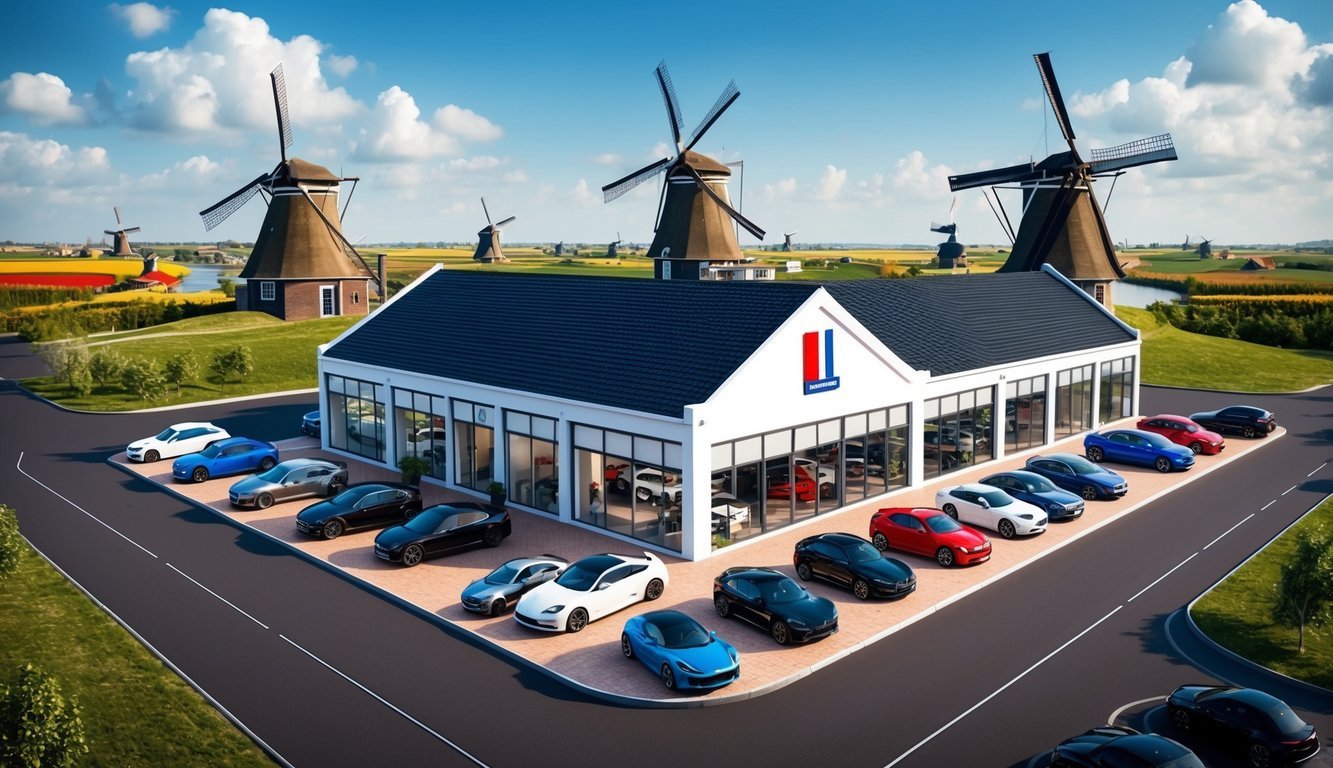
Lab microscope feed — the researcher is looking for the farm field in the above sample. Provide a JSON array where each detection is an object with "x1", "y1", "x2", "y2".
[
  {"x1": 0, "y1": 256, "x2": 192, "y2": 290},
  {"x1": 1125, "y1": 249, "x2": 1333, "y2": 287}
]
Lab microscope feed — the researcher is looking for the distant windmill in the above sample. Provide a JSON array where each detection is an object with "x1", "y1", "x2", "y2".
[
  {"x1": 1197, "y1": 237, "x2": 1212, "y2": 259},
  {"x1": 554, "y1": 241, "x2": 564, "y2": 257},
  {"x1": 602, "y1": 60, "x2": 765, "y2": 280},
  {"x1": 607, "y1": 232, "x2": 622, "y2": 259},
  {"x1": 473, "y1": 197, "x2": 515, "y2": 263},
  {"x1": 948, "y1": 52, "x2": 1178, "y2": 307},
  {"x1": 930, "y1": 197, "x2": 967, "y2": 269},
  {"x1": 1181, "y1": 234, "x2": 1191, "y2": 251},
  {"x1": 104, "y1": 207, "x2": 141, "y2": 257},
  {"x1": 198, "y1": 63, "x2": 376, "y2": 321},
  {"x1": 782, "y1": 229, "x2": 798, "y2": 252}
]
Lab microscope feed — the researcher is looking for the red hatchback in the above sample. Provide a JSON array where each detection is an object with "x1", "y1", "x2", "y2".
[
  {"x1": 869, "y1": 507, "x2": 992, "y2": 568},
  {"x1": 1136, "y1": 414, "x2": 1225, "y2": 455},
  {"x1": 767, "y1": 467, "x2": 818, "y2": 502}
]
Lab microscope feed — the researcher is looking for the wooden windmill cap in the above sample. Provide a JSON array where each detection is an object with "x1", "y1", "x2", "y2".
[
  {"x1": 285, "y1": 157, "x2": 342, "y2": 182},
  {"x1": 673, "y1": 150, "x2": 731, "y2": 177}
]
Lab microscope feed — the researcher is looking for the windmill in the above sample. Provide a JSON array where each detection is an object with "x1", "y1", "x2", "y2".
[
  {"x1": 607, "y1": 232, "x2": 622, "y2": 259},
  {"x1": 948, "y1": 52, "x2": 1178, "y2": 307},
  {"x1": 1197, "y1": 237, "x2": 1212, "y2": 259},
  {"x1": 602, "y1": 60, "x2": 765, "y2": 280},
  {"x1": 473, "y1": 197, "x2": 515, "y2": 263},
  {"x1": 930, "y1": 197, "x2": 967, "y2": 269},
  {"x1": 1181, "y1": 234, "x2": 1191, "y2": 251},
  {"x1": 198, "y1": 64, "x2": 376, "y2": 321},
  {"x1": 782, "y1": 230, "x2": 798, "y2": 252},
  {"x1": 554, "y1": 241, "x2": 564, "y2": 257},
  {"x1": 104, "y1": 207, "x2": 140, "y2": 257}
]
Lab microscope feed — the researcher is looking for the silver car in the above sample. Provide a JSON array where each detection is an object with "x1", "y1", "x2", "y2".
[
  {"x1": 229, "y1": 458, "x2": 348, "y2": 509},
  {"x1": 461, "y1": 555, "x2": 567, "y2": 616}
]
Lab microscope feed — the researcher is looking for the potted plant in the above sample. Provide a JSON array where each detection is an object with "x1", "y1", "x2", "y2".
[
  {"x1": 398, "y1": 455, "x2": 430, "y2": 486},
  {"x1": 487, "y1": 480, "x2": 507, "y2": 507}
]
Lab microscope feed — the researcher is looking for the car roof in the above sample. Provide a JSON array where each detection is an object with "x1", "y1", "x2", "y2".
[
  {"x1": 986, "y1": 470, "x2": 1045, "y2": 481},
  {"x1": 719, "y1": 566, "x2": 790, "y2": 582},
  {"x1": 1146, "y1": 414, "x2": 1191, "y2": 422},
  {"x1": 1036, "y1": 452, "x2": 1083, "y2": 463},
  {"x1": 275, "y1": 457, "x2": 339, "y2": 470},
  {"x1": 807, "y1": 532, "x2": 866, "y2": 547},
  {"x1": 214, "y1": 436, "x2": 260, "y2": 447},
  {"x1": 1205, "y1": 686, "x2": 1287, "y2": 712},
  {"x1": 167, "y1": 421, "x2": 218, "y2": 430},
  {"x1": 501, "y1": 554, "x2": 567, "y2": 568}
]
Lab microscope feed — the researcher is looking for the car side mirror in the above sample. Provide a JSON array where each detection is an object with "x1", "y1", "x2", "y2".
[
  {"x1": 596, "y1": 582, "x2": 612, "y2": 591},
  {"x1": 978, "y1": 499, "x2": 990, "y2": 509}
]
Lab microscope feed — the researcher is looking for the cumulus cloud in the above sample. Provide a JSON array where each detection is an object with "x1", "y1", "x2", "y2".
[
  {"x1": 355, "y1": 86, "x2": 460, "y2": 160},
  {"x1": 763, "y1": 177, "x2": 797, "y2": 200},
  {"x1": 0, "y1": 131, "x2": 112, "y2": 189},
  {"x1": 502, "y1": 169, "x2": 528, "y2": 184},
  {"x1": 109, "y1": 2, "x2": 175, "y2": 38},
  {"x1": 891, "y1": 151, "x2": 953, "y2": 198},
  {"x1": 434, "y1": 104, "x2": 501, "y2": 141},
  {"x1": 448, "y1": 155, "x2": 503, "y2": 171},
  {"x1": 812, "y1": 165, "x2": 846, "y2": 202},
  {"x1": 1185, "y1": 0, "x2": 1309, "y2": 90},
  {"x1": 136, "y1": 154, "x2": 221, "y2": 190},
  {"x1": 591, "y1": 152, "x2": 622, "y2": 166},
  {"x1": 1, "y1": 73, "x2": 88, "y2": 125},
  {"x1": 570, "y1": 178, "x2": 597, "y2": 206},
  {"x1": 326, "y1": 54, "x2": 358, "y2": 78}
]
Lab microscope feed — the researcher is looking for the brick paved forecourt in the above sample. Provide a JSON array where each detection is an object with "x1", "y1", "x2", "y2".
[{"x1": 112, "y1": 420, "x2": 1282, "y2": 705}]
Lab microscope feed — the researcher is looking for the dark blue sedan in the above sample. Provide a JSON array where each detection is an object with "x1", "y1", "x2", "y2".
[
  {"x1": 621, "y1": 610, "x2": 740, "y2": 692},
  {"x1": 1025, "y1": 453, "x2": 1128, "y2": 501},
  {"x1": 1084, "y1": 429, "x2": 1194, "y2": 473},
  {"x1": 979, "y1": 470, "x2": 1085, "y2": 521},
  {"x1": 172, "y1": 437, "x2": 278, "y2": 483}
]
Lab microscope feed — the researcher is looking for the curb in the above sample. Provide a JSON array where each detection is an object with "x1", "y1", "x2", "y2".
[
  {"x1": 14, "y1": 382, "x2": 316, "y2": 415},
  {"x1": 1141, "y1": 383, "x2": 1329, "y2": 396}
]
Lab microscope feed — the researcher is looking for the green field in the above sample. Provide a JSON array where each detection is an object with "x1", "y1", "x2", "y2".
[{"x1": 1126, "y1": 249, "x2": 1333, "y2": 287}]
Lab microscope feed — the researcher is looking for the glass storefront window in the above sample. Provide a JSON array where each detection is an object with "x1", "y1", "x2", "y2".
[
  {"x1": 506, "y1": 411, "x2": 558, "y2": 514},
  {"x1": 452, "y1": 399, "x2": 495, "y2": 492},
  {"x1": 393, "y1": 388, "x2": 447, "y2": 481},
  {"x1": 326, "y1": 374, "x2": 384, "y2": 463},
  {"x1": 1005, "y1": 375, "x2": 1047, "y2": 454},
  {"x1": 1099, "y1": 357, "x2": 1135, "y2": 425},
  {"x1": 573, "y1": 425, "x2": 682, "y2": 554},
  {"x1": 1055, "y1": 365, "x2": 1094, "y2": 438},
  {"x1": 924, "y1": 386, "x2": 994, "y2": 480}
]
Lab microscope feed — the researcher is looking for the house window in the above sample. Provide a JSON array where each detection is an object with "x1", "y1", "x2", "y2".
[
  {"x1": 260, "y1": 281, "x2": 275, "y2": 301},
  {"x1": 1094, "y1": 284, "x2": 1106, "y2": 304},
  {"x1": 320, "y1": 285, "x2": 335, "y2": 317}
]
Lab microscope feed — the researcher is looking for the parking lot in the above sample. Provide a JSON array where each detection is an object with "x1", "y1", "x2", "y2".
[{"x1": 114, "y1": 420, "x2": 1283, "y2": 703}]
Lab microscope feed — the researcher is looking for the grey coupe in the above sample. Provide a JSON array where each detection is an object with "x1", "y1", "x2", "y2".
[
  {"x1": 461, "y1": 555, "x2": 567, "y2": 616},
  {"x1": 229, "y1": 457, "x2": 348, "y2": 509}
]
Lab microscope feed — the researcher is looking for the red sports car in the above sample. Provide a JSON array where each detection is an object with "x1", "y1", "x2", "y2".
[
  {"x1": 1136, "y1": 414, "x2": 1225, "y2": 455},
  {"x1": 767, "y1": 467, "x2": 817, "y2": 502},
  {"x1": 869, "y1": 507, "x2": 992, "y2": 568}
]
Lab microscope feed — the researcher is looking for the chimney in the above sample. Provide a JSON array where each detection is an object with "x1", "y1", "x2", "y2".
[{"x1": 140, "y1": 254, "x2": 158, "y2": 276}]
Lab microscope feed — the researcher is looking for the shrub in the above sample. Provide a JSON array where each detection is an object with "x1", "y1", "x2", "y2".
[
  {"x1": 0, "y1": 504, "x2": 20, "y2": 579},
  {"x1": 0, "y1": 664, "x2": 89, "y2": 768},
  {"x1": 34, "y1": 341, "x2": 91, "y2": 395},
  {"x1": 209, "y1": 346, "x2": 254, "y2": 387},
  {"x1": 120, "y1": 358, "x2": 166, "y2": 401},
  {"x1": 162, "y1": 352, "x2": 199, "y2": 394},
  {"x1": 87, "y1": 349, "x2": 126, "y2": 388}
]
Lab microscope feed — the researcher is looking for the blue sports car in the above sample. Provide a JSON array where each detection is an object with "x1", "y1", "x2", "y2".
[
  {"x1": 1084, "y1": 429, "x2": 1194, "y2": 473},
  {"x1": 621, "y1": 610, "x2": 739, "y2": 692},
  {"x1": 1025, "y1": 453, "x2": 1128, "y2": 501},
  {"x1": 978, "y1": 470, "x2": 1085, "y2": 521},
  {"x1": 172, "y1": 437, "x2": 278, "y2": 483}
]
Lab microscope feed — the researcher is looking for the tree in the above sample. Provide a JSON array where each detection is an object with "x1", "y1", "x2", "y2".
[
  {"x1": 1271, "y1": 524, "x2": 1333, "y2": 653},
  {"x1": 87, "y1": 349, "x2": 125, "y2": 389},
  {"x1": 119, "y1": 358, "x2": 165, "y2": 401},
  {"x1": 0, "y1": 504, "x2": 21, "y2": 579},
  {"x1": 209, "y1": 346, "x2": 254, "y2": 388},
  {"x1": 34, "y1": 340, "x2": 90, "y2": 396},
  {"x1": 0, "y1": 664, "x2": 89, "y2": 767},
  {"x1": 162, "y1": 352, "x2": 199, "y2": 394}
]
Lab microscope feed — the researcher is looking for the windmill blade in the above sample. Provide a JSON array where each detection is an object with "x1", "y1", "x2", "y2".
[
  {"x1": 684, "y1": 164, "x2": 765, "y2": 240},
  {"x1": 199, "y1": 172, "x2": 270, "y2": 231},
  {"x1": 948, "y1": 195, "x2": 958, "y2": 222},
  {"x1": 123, "y1": 226, "x2": 141, "y2": 234},
  {"x1": 655, "y1": 61, "x2": 684, "y2": 148},
  {"x1": 270, "y1": 64, "x2": 293, "y2": 163},
  {"x1": 295, "y1": 188, "x2": 381, "y2": 290},
  {"x1": 929, "y1": 222, "x2": 956, "y2": 234},
  {"x1": 114, "y1": 206, "x2": 122, "y2": 225},
  {"x1": 602, "y1": 157, "x2": 672, "y2": 203},
  {"x1": 684, "y1": 80, "x2": 739, "y2": 151},
  {"x1": 1034, "y1": 52, "x2": 1078, "y2": 156},
  {"x1": 494, "y1": 215, "x2": 516, "y2": 228},
  {"x1": 103, "y1": 229, "x2": 118, "y2": 236},
  {"x1": 949, "y1": 161, "x2": 1041, "y2": 191},
  {"x1": 480, "y1": 196, "x2": 492, "y2": 226},
  {"x1": 1089, "y1": 133, "x2": 1177, "y2": 175}
]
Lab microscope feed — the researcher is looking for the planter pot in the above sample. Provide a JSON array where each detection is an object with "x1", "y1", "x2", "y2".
[{"x1": 490, "y1": 493, "x2": 507, "y2": 507}]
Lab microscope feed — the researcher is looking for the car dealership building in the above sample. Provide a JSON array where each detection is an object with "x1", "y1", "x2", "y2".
[{"x1": 316, "y1": 264, "x2": 1139, "y2": 561}]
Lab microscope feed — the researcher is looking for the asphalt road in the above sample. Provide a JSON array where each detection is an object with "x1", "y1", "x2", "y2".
[{"x1": 1, "y1": 333, "x2": 1329, "y2": 768}]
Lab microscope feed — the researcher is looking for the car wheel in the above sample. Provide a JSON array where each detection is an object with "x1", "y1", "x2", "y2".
[
  {"x1": 1242, "y1": 425, "x2": 1257, "y2": 439},
  {"x1": 714, "y1": 594, "x2": 731, "y2": 618},
  {"x1": 1249, "y1": 743, "x2": 1273, "y2": 768},
  {"x1": 1154, "y1": 456, "x2": 1172, "y2": 473},
  {"x1": 615, "y1": 477, "x2": 629, "y2": 492},
  {"x1": 1188, "y1": 441, "x2": 1203, "y2": 454},
  {"x1": 872, "y1": 532, "x2": 890, "y2": 551},
  {"x1": 620, "y1": 633, "x2": 634, "y2": 659},
  {"x1": 636, "y1": 488, "x2": 651, "y2": 503},
  {"x1": 770, "y1": 620, "x2": 791, "y2": 645},
  {"x1": 1087, "y1": 446, "x2": 1104, "y2": 462},
  {"x1": 644, "y1": 578, "x2": 664, "y2": 601},
  {"x1": 258, "y1": 456, "x2": 276, "y2": 471},
  {"x1": 852, "y1": 578, "x2": 871, "y2": 600},
  {"x1": 482, "y1": 526, "x2": 504, "y2": 547},
  {"x1": 256, "y1": 492, "x2": 274, "y2": 509},
  {"x1": 942, "y1": 504, "x2": 958, "y2": 520},
  {"x1": 404, "y1": 507, "x2": 419, "y2": 521},
  {"x1": 191, "y1": 466, "x2": 209, "y2": 483},
  {"x1": 489, "y1": 599, "x2": 507, "y2": 617},
  {"x1": 796, "y1": 561, "x2": 813, "y2": 581},
  {"x1": 820, "y1": 482, "x2": 834, "y2": 499},
  {"x1": 1080, "y1": 485, "x2": 1098, "y2": 501},
  {"x1": 322, "y1": 519, "x2": 344, "y2": 540},
  {"x1": 1170, "y1": 707, "x2": 1191, "y2": 731},
  {"x1": 661, "y1": 663, "x2": 677, "y2": 691},
  {"x1": 401, "y1": 544, "x2": 423, "y2": 567},
  {"x1": 936, "y1": 547, "x2": 955, "y2": 568},
  {"x1": 998, "y1": 519, "x2": 1017, "y2": 539},
  {"x1": 566, "y1": 608, "x2": 589, "y2": 633},
  {"x1": 144, "y1": 449, "x2": 159, "y2": 463}
]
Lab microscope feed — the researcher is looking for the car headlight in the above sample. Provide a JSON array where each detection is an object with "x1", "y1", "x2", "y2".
[
  {"x1": 542, "y1": 605, "x2": 565, "y2": 614},
  {"x1": 785, "y1": 617, "x2": 808, "y2": 629},
  {"x1": 1018, "y1": 514, "x2": 1033, "y2": 520},
  {"x1": 677, "y1": 661, "x2": 701, "y2": 674}
]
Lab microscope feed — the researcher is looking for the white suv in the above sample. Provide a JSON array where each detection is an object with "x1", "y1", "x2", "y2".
[
  {"x1": 127, "y1": 422, "x2": 230, "y2": 463},
  {"x1": 633, "y1": 470, "x2": 682, "y2": 506},
  {"x1": 794, "y1": 458, "x2": 837, "y2": 498}
]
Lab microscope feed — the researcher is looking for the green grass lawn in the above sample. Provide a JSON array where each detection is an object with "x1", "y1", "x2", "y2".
[
  {"x1": 0, "y1": 541, "x2": 273, "y2": 766},
  {"x1": 1115, "y1": 306, "x2": 1333, "y2": 391},
  {"x1": 1190, "y1": 499, "x2": 1333, "y2": 690}
]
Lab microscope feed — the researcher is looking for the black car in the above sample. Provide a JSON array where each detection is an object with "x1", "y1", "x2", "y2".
[
  {"x1": 1052, "y1": 726, "x2": 1204, "y2": 768},
  {"x1": 793, "y1": 532, "x2": 916, "y2": 600},
  {"x1": 295, "y1": 482, "x2": 422, "y2": 539},
  {"x1": 1188, "y1": 405, "x2": 1277, "y2": 439},
  {"x1": 374, "y1": 503, "x2": 511, "y2": 567},
  {"x1": 1168, "y1": 685, "x2": 1320, "y2": 767},
  {"x1": 301, "y1": 410, "x2": 321, "y2": 438},
  {"x1": 712, "y1": 567, "x2": 838, "y2": 645}
]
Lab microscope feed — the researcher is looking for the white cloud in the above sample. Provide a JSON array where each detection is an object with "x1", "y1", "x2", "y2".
[
  {"x1": 891, "y1": 151, "x2": 954, "y2": 198},
  {"x1": 650, "y1": 142, "x2": 671, "y2": 159},
  {"x1": 109, "y1": 2, "x2": 175, "y2": 38},
  {"x1": 1185, "y1": 0, "x2": 1310, "y2": 91},
  {"x1": 354, "y1": 85, "x2": 460, "y2": 160},
  {"x1": 763, "y1": 177, "x2": 797, "y2": 200},
  {"x1": 812, "y1": 165, "x2": 846, "y2": 202},
  {"x1": 570, "y1": 178, "x2": 597, "y2": 206},
  {"x1": 326, "y1": 54, "x2": 358, "y2": 78},
  {"x1": 136, "y1": 154, "x2": 221, "y2": 190},
  {"x1": 0, "y1": 72, "x2": 88, "y2": 125},
  {"x1": 592, "y1": 152, "x2": 622, "y2": 166},
  {"x1": 0, "y1": 131, "x2": 112, "y2": 189},
  {"x1": 502, "y1": 170, "x2": 528, "y2": 184},
  {"x1": 433, "y1": 104, "x2": 501, "y2": 141},
  {"x1": 448, "y1": 155, "x2": 503, "y2": 171}
]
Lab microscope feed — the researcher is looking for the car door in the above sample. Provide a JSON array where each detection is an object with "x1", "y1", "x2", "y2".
[
  {"x1": 807, "y1": 540, "x2": 852, "y2": 588},
  {"x1": 350, "y1": 490, "x2": 389, "y2": 528},
  {"x1": 282, "y1": 467, "x2": 319, "y2": 502},
  {"x1": 1032, "y1": 459, "x2": 1073, "y2": 492},
  {"x1": 218, "y1": 444, "x2": 249, "y2": 475},
  {"x1": 888, "y1": 513, "x2": 931, "y2": 556},
  {"x1": 590, "y1": 563, "x2": 646, "y2": 619},
  {"x1": 723, "y1": 577, "x2": 767, "y2": 629},
  {"x1": 946, "y1": 489, "x2": 981, "y2": 528},
  {"x1": 423, "y1": 511, "x2": 462, "y2": 556}
]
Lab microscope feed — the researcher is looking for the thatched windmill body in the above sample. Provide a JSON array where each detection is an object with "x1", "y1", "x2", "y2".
[
  {"x1": 606, "y1": 232, "x2": 622, "y2": 259},
  {"x1": 948, "y1": 52, "x2": 1178, "y2": 307},
  {"x1": 602, "y1": 61, "x2": 765, "y2": 280},
  {"x1": 473, "y1": 198, "x2": 515, "y2": 263},
  {"x1": 782, "y1": 230, "x2": 798, "y2": 252},
  {"x1": 1197, "y1": 237, "x2": 1212, "y2": 259},
  {"x1": 104, "y1": 207, "x2": 140, "y2": 257},
  {"x1": 199, "y1": 64, "x2": 376, "y2": 321}
]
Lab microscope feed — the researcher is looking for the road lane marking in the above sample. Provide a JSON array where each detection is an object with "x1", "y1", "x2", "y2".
[
  {"x1": 1282, "y1": 485, "x2": 1297, "y2": 495},
  {"x1": 1128, "y1": 553, "x2": 1198, "y2": 603},
  {"x1": 883, "y1": 605, "x2": 1123, "y2": 768},
  {"x1": 278, "y1": 634, "x2": 489, "y2": 767},
  {"x1": 166, "y1": 563, "x2": 269, "y2": 629},
  {"x1": 16, "y1": 451, "x2": 157, "y2": 559},
  {"x1": 1202, "y1": 514, "x2": 1254, "y2": 551},
  {"x1": 1109, "y1": 695, "x2": 1166, "y2": 726},
  {"x1": 1261, "y1": 500, "x2": 1276, "y2": 511},
  {"x1": 1309, "y1": 462, "x2": 1326, "y2": 477}
]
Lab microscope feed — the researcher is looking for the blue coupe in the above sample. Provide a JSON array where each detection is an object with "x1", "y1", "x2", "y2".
[
  {"x1": 978, "y1": 470, "x2": 1085, "y2": 521},
  {"x1": 621, "y1": 610, "x2": 739, "y2": 692},
  {"x1": 172, "y1": 437, "x2": 278, "y2": 483},
  {"x1": 1024, "y1": 453, "x2": 1128, "y2": 501},
  {"x1": 1084, "y1": 429, "x2": 1195, "y2": 473}
]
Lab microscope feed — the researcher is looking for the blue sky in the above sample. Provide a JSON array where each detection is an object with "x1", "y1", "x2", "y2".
[{"x1": 3, "y1": 1, "x2": 1331, "y2": 247}]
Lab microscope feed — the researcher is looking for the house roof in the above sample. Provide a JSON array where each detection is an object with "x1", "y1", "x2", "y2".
[
  {"x1": 323, "y1": 269, "x2": 1136, "y2": 418},
  {"x1": 132, "y1": 270, "x2": 181, "y2": 286}
]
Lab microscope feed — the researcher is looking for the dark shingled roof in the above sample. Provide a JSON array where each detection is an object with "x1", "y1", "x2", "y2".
[{"x1": 324, "y1": 269, "x2": 1135, "y2": 418}]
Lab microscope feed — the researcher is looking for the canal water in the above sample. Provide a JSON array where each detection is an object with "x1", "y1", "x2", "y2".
[
  {"x1": 176, "y1": 263, "x2": 243, "y2": 293},
  {"x1": 1114, "y1": 282, "x2": 1184, "y2": 308}
]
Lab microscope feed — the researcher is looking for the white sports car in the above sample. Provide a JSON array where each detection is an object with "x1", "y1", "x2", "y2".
[
  {"x1": 126, "y1": 422, "x2": 230, "y2": 463},
  {"x1": 935, "y1": 483, "x2": 1047, "y2": 539},
  {"x1": 514, "y1": 552, "x2": 668, "y2": 633}
]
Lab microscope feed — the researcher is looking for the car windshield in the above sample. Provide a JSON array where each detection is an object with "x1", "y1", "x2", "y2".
[
  {"x1": 1065, "y1": 456, "x2": 1102, "y2": 475},
  {"x1": 847, "y1": 541, "x2": 882, "y2": 563},
  {"x1": 1184, "y1": 424, "x2": 1199, "y2": 433},
  {"x1": 332, "y1": 487, "x2": 375, "y2": 507},
  {"x1": 485, "y1": 561, "x2": 521, "y2": 585},
  {"x1": 154, "y1": 427, "x2": 177, "y2": 441},
  {"x1": 925, "y1": 514, "x2": 963, "y2": 534},
  {"x1": 758, "y1": 576, "x2": 805, "y2": 604},
  {"x1": 403, "y1": 507, "x2": 446, "y2": 534},
  {"x1": 978, "y1": 489, "x2": 1012, "y2": 507},
  {"x1": 256, "y1": 464, "x2": 289, "y2": 482},
  {"x1": 555, "y1": 556, "x2": 619, "y2": 591},
  {"x1": 1022, "y1": 475, "x2": 1057, "y2": 493},
  {"x1": 199, "y1": 443, "x2": 222, "y2": 458},
  {"x1": 654, "y1": 614, "x2": 710, "y2": 649}
]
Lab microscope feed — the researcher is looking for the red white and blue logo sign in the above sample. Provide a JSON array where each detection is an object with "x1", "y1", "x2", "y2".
[{"x1": 802, "y1": 329, "x2": 840, "y2": 395}]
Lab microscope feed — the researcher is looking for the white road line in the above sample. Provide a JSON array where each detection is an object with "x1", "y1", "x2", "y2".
[
  {"x1": 15, "y1": 451, "x2": 157, "y2": 559},
  {"x1": 1108, "y1": 695, "x2": 1166, "y2": 726},
  {"x1": 166, "y1": 563, "x2": 269, "y2": 629},
  {"x1": 883, "y1": 605, "x2": 1123, "y2": 768},
  {"x1": 1309, "y1": 462, "x2": 1327, "y2": 477},
  {"x1": 1261, "y1": 500, "x2": 1276, "y2": 511},
  {"x1": 278, "y1": 634, "x2": 489, "y2": 767},
  {"x1": 1202, "y1": 514, "x2": 1255, "y2": 551},
  {"x1": 1282, "y1": 485, "x2": 1297, "y2": 495},
  {"x1": 1128, "y1": 553, "x2": 1198, "y2": 603}
]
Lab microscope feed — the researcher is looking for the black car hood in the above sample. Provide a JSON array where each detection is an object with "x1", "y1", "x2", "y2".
[
  {"x1": 859, "y1": 556, "x2": 914, "y2": 582},
  {"x1": 296, "y1": 500, "x2": 345, "y2": 525},
  {"x1": 774, "y1": 595, "x2": 837, "y2": 626},
  {"x1": 374, "y1": 524, "x2": 419, "y2": 551}
]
